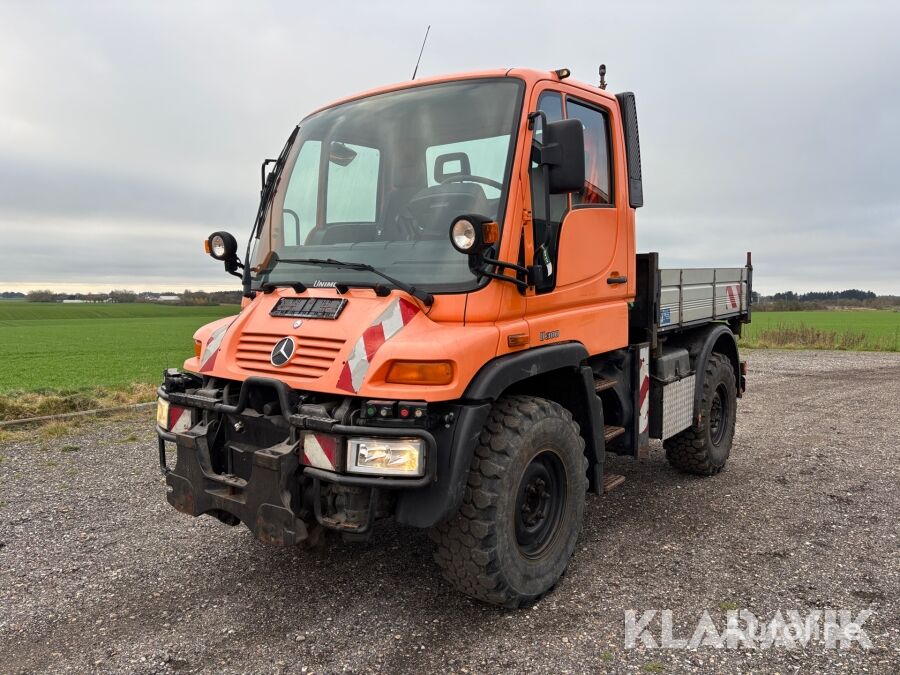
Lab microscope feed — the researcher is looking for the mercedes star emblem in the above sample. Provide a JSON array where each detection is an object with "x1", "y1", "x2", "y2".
[{"x1": 270, "y1": 336, "x2": 296, "y2": 367}]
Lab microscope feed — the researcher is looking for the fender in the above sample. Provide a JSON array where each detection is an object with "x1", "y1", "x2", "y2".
[
  {"x1": 463, "y1": 342, "x2": 590, "y2": 400},
  {"x1": 462, "y1": 342, "x2": 606, "y2": 493}
]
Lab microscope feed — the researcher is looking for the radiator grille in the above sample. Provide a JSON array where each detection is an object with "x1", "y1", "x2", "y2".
[{"x1": 235, "y1": 332, "x2": 345, "y2": 379}]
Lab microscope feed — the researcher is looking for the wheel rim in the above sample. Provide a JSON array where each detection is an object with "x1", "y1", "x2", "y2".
[
  {"x1": 514, "y1": 450, "x2": 567, "y2": 559},
  {"x1": 709, "y1": 384, "x2": 730, "y2": 445}
]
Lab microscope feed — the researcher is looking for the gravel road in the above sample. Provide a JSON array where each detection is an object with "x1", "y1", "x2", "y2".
[{"x1": 1, "y1": 349, "x2": 898, "y2": 674}]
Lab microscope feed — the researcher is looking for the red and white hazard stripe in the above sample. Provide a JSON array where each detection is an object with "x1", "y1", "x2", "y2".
[
  {"x1": 199, "y1": 323, "x2": 231, "y2": 373},
  {"x1": 725, "y1": 284, "x2": 742, "y2": 310},
  {"x1": 337, "y1": 298, "x2": 420, "y2": 393},
  {"x1": 638, "y1": 346, "x2": 649, "y2": 435},
  {"x1": 302, "y1": 433, "x2": 339, "y2": 471},
  {"x1": 168, "y1": 405, "x2": 192, "y2": 434}
]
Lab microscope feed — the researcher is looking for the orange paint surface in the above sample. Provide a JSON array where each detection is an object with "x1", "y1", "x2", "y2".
[{"x1": 188, "y1": 69, "x2": 637, "y2": 402}]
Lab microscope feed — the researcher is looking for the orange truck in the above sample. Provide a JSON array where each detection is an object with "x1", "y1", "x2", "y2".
[{"x1": 156, "y1": 67, "x2": 752, "y2": 607}]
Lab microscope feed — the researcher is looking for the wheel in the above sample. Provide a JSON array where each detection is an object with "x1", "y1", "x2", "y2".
[
  {"x1": 664, "y1": 352, "x2": 736, "y2": 475},
  {"x1": 429, "y1": 395, "x2": 587, "y2": 607}
]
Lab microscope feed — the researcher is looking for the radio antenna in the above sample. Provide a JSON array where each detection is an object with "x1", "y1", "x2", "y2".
[{"x1": 411, "y1": 25, "x2": 431, "y2": 80}]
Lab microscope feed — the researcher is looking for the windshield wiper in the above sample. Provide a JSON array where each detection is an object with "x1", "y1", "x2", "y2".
[{"x1": 276, "y1": 257, "x2": 434, "y2": 306}]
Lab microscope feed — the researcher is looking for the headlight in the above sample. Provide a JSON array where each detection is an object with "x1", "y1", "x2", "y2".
[{"x1": 346, "y1": 437, "x2": 424, "y2": 477}]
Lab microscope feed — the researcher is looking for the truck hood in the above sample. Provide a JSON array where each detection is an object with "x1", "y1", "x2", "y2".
[{"x1": 184, "y1": 288, "x2": 499, "y2": 402}]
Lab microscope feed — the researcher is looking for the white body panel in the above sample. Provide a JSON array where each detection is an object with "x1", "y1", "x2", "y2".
[{"x1": 658, "y1": 267, "x2": 750, "y2": 331}]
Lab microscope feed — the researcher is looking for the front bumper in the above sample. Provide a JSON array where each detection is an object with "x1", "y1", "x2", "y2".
[
  {"x1": 159, "y1": 424, "x2": 310, "y2": 545},
  {"x1": 156, "y1": 375, "x2": 440, "y2": 543}
]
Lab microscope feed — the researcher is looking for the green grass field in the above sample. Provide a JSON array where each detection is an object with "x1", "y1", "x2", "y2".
[
  {"x1": 742, "y1": 310, "x2": 900, "y2": 351},
  {"x1": 0, "y1": 302, "x2": 896, "y2": 420},
  {"x1": 0, "y1": 303, "x2": 239, "y2": 394}
]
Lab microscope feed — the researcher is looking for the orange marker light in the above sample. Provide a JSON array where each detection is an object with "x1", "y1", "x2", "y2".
[
  {"x1": 194, "y1": 339, "x2": 202, "y2": 359},
  {"x1": 507, "y1": 333, "x2": 529, "y2": 348},
  {"x1": 203, "y1": 240, "x2": 211, "y2": 254},
  {"x1": 386, "y1": 361, "x2": 454, "y2": 385},
  {"x1": 482, "y1": 221, "x2": 499, "y2": 245}
]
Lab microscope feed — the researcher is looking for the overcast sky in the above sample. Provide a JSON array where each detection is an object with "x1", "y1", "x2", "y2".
[{"x1": 1, "y1": 1, "x2": 898, "y2": 294}]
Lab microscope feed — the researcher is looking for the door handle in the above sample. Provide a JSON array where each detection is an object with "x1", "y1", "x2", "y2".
[{"x1": 607, "y1": 275, "x2": 628, "y2": 285}]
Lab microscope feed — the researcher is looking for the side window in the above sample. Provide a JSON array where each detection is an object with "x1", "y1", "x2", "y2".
[
  {"x1": 282, "y1": 140, "x2": 321, "y2": 246},
  {"x1": 530, "y1": 91, "x2": 567, "y2": 293},
  {"x1": 531, "y1": 92, "x2": 567, "y2": 225},
  {"x1": 326, "y1": 142, "x2": 380, "y2": 223},
  {"x1": 567, "y1": 100, "x2": 613, "y2": 205}
]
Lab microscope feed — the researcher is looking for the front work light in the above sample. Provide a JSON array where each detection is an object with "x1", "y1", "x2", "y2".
[
  {"x1": 346, "y1": 437, "x2": 425, "y2": 477},
  {"x1": 449, "y1": 215, "x2": 498, "y2": 255},
  {"x1": 206, "y1": 231, "x2": 238, "y2": 261},
  {"x1": 451, "y1": 218, "x2": 477, "y2": 251}
]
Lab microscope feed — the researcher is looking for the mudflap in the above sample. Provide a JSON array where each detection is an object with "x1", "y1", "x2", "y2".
[{"x1": 165, "y1": 426, "x2": 308, "y2": 546}]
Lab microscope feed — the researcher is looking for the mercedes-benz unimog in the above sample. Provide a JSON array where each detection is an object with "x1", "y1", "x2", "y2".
[{"x1": 156, "y1": 67, "x2": 752, "y2": 607}]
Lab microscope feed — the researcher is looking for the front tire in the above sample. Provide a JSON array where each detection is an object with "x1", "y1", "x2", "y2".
[
  {"x1": 664, "y1": 352, "x2": 736, "y2": 475},
  {"x1": 430, "y1": 395, "x2": 587, "y2": 608}
]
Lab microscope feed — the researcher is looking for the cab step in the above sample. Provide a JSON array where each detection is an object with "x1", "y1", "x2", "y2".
[
  {"x1": 602, "y1": 473, "x2": 626, "y2": 493},
  {"x1": 603, "y1": 425, "x2": 626, "y2": 443},
  {"x1": 594, "y1": 377, "x2": 617, "y2": 393}
]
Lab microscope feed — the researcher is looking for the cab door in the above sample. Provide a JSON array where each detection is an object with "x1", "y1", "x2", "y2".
[{"x1": 523, "y1": 83, "x2": 632, "y2": 356}]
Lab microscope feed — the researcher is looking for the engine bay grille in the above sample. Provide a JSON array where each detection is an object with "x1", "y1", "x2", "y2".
[{"x1": 235, "y1": 332, "x2": 345, "y2": 379}]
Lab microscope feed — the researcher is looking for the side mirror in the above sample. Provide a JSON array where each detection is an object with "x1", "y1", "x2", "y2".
[
  {"x1": 205, "y1": 231, "x2": 242, "y2": 278},
  {"x1": 536, "y1": 118, "x2": 585, "y2": 194},
  {"x1": 449, "y1": 215, "x2": 499, "y2": 256}
]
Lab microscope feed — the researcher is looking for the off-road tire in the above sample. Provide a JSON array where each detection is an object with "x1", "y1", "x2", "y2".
[
  {"x1": 664, "y1": 352, "x2": 736, "y2": 476},
  {"x1": 429, "y1": 395, "x2": 587, "y2": 608}
]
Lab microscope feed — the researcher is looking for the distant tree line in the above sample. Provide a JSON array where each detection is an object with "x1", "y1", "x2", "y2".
[
  {"x1": 770, "y1": 289, "x2": 877, "y2": 302},
  {"x1": 15, "y1": 289, "x2": 243, "y2": 305},
  {"x1": 756, "y1": 289, "x2": 898, "y2": 311}
]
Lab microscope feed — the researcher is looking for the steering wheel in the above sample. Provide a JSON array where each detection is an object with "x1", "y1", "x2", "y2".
[{"x1": 438, "y1": 173, "x2": 503, "y2": 191}]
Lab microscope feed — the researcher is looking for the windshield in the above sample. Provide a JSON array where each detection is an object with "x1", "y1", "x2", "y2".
[{"x1": 251, "y1": 78, "x2": 524, "y2": 292}]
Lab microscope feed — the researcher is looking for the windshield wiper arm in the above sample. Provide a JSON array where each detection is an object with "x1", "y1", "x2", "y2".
[
  {"x1": 277, "y1": 257, "x2": 434, "y2": 306},
  {"x1": 334, "y1": 281, "x2": 391, "y2": 297},
  {"x1": 260, "y1": 280, "x2": 307, "y2": 294}
]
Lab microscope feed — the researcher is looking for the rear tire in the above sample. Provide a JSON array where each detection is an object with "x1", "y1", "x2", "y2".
[
  {"x1": 664, "y1": 352, "x2": 736, "y2": 476},
  {"x1": 430, "y1": 395, "x2": 587, "y2": 608}
]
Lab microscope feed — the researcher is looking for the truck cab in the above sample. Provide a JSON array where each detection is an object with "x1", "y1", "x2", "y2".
[{"x1": 157, "y1": 68, "x2": 751, "y2": 607}]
